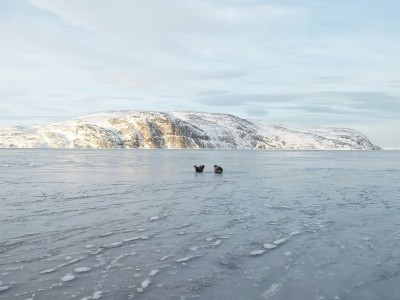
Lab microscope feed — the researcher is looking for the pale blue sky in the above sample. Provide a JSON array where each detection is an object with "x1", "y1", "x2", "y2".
[{"x1": 1, "y1": 0, "x2": 400, "y2": 148}]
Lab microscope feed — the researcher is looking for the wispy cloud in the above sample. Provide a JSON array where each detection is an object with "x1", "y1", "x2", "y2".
[
  {"x1": 245, "y1": 109, "x2": 268, "y2": 117},
  {"x1": 196, "y1": 69, "x2": 248, "y2": 80},
  {"x1": 1, "y1": 0, "x2": 400, "y2": 146},
  {"x1": 196, "y1": 91, "x2": 400, "y2": 120},
  {"x1": 311, "y1": 76, "x2": 346, "y2": 84},
  {"x1": 197, "y1": 93, "x2": 299, "y2": 106}
]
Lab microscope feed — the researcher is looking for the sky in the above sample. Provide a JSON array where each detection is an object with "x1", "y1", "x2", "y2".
[{"x1": 1, "y1": 0, "x2": 400, "y2": 148}]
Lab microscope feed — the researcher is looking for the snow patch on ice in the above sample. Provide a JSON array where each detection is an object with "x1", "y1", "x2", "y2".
[
  {"x1": 82, "y1": 291, "x2": 103, "y2": 299},
  {"x1": 40, "y1": 268, "x2": 57, "y2": 274},
  {"x1": 103, "y1": 242, "x2": 123, "y2": 248},
  {"x1": 88, "y1": 248, "x2": 103, "y2": 255},
  {"x1": 212, "y1": 240, "x2": 221, "y2": 246},
  {"x1": 250, "y1": 250, "x2": 266, "y2": 256},
  {"x1": 175, "y1": 223, "x2": 191, "y2": 229},
  {"x1": 57, "y1": 257, "x2": 84, "y2": 268},
  {"x1": 149, "y1": 270, "x2": 159, "y2": 276},
  {"x1": 98, "y1": 232, "x2": 114, "y2": 237},
  {"x1": 124, "y1": 236, "x2": 149, "y2": 242},
  {"x1": 273, "y1": 238, "x2": 287, "y2": 245},
  {"x1": 0, "y1": 286, "x2": 10, "y2": 292},
  {"x1": 160, "y1": 255, "x2": 174, "y2": 261},
  {"x1": 263, "y1": 243, "x2": 277, "y2": 250},
  {"x1": 92, "y1": 291, "x2": 103, "y2": 299},
  {"x1": 28, "y1": 163, "x2": 44, "y2": 168},
  {"x1": 137, "y1": 278, "x2": 151, "y2": 293},
  {"x1": 289, "y1": 231, "x2": 302, "y2": 236},
  {"x1": 61, "y1": 274, "x2": 75, "y2": 282},
  {"x1": 176, "y1": 256, "x2": 194, "y2": 262},
  {"x1": 74, "y1": 267, "x2": 91, "y2": 273},
  {"x1": 260, "y1": 283, "x2": 281, "y2": 299},
  {"x1": 141, "y1": 279, "x2": 151, "y2": 288}
]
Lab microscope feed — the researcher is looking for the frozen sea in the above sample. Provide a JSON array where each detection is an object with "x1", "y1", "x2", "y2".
[{"x1": 1, "y1": 149, "x2": 400, "y2": 300}]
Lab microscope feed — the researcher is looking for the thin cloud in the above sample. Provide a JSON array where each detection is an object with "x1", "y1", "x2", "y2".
[
  {"x1": 287, "y1": 105, "x2": 358, "y2": 115},
  {"x1": 317, "y1": 91, "x2": 400, "y2": 112},
  {"x1": 197, "y1": 93, "x2": 298, "y2": 106},
  {"x1": 245, "y1": 109, "x2": 268, "y2": 117},
  {"x1": 195, "y1": 90, "x2": 231, "y2": 96},
  {"x1": 196, "y1": 69, "x2": 247, "y2": 80},
  {"x1": 311, "y1": 76, "x2": 346, "y2": 84},
  {"x1": 197, "y1": 91, "x2": 400, "y2": 119}
]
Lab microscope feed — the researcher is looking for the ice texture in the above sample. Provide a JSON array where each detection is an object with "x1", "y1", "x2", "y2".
[{"x1": 0, "y1": 149, "x2": 399, "y2": 300}]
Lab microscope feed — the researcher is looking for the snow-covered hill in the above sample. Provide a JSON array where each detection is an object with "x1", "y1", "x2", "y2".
[{"x1": 0, "y1": 111, "x2": 380, "y2": 150}]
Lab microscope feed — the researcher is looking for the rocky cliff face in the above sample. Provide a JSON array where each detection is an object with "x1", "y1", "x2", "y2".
[{"x1": 0, "y1": 111, "x2": 380, "y2": 150}]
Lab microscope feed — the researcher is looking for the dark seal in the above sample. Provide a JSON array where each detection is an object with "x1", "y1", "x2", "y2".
[
  {"x1": 214, "y1": 165, "x2": 223, "y2": 173},
  {"x1": 194, "y1": 165, "x2": 205, "y2": 173}
]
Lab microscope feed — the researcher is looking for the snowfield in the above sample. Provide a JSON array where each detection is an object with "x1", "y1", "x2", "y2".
[{"x1": 0, "y1": 149, "x2": 399, "y2": 300}]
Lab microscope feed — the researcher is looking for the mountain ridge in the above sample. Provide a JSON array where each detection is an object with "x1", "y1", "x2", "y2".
[{"x1": 0, "y1": 111, "x2": 380, "y2": 150}]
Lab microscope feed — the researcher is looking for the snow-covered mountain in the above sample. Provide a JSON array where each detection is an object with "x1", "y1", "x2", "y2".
[{"x1": 0, "y1": 111, "x2": 380, "y2": 150}]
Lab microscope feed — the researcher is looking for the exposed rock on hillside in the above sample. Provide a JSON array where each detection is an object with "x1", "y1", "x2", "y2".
[{"x1": 0, "y1": 111, "x2": 380, "y2": 150}]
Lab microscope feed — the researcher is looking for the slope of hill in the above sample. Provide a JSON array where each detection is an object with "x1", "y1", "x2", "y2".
[{"x1": 0, "y1": 111, "x2": 380, "y2": 150}]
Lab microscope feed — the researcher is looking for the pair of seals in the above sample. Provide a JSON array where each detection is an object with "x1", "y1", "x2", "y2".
[
  {"x1": 194, "y1": 165, "x2": 223, "y2": 173},
  {"x1": 214, "y1": 165, "x2": 223, "y2": 174}
]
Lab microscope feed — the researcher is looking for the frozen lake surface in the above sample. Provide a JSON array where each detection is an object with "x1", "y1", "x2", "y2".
[{"x1": 1, "y1": 149, "x2": 400, "y2": 300}]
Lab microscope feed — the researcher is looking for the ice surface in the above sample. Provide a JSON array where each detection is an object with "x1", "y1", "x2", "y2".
[{"x1": 0, "y1": 149, "x2": 400, "y2": 299}]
